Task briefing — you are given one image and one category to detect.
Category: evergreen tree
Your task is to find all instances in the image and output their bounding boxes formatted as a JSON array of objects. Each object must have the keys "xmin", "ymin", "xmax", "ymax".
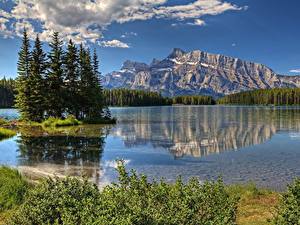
[
  {"xmin": 217, "ymin": 88, "xmax": 300, "ymax": 105},
  {"xmin": 64, "ymin": 39, "xmax": 79, "ymax": 117},
  {"xmin": 12, "ymin": 31, "xmax": 112, "ymax": 122},
  {"xmin": 77, "ymin": 46, "xmax": 103, "ymax": 119},
  {"xmin": 0, "ymin": 77, "xmax": 15, "ymax": 108},
  {"xmin": 26, "ymin": 34, "xmax": 47, "ymax": 122},
  {"xmin": 92, "ymin": 48, "xmax": 104, "ymax": 116},
  {"xmin": 92, "ymin": 49, "xmax": 100, "ymax": 79},
  {"xmin": 45, "ymin": 32, "xmax": 65, "ymax": 118},
  {"xmin": 15, "ymin": 29, "xmax": 31, "ymax": 120}
]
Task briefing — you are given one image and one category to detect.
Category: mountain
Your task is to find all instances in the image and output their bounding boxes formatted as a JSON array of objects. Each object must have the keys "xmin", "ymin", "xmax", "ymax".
[{"xmin": 103, "ymin": 48, "xmax": 300, "ymax": 97}]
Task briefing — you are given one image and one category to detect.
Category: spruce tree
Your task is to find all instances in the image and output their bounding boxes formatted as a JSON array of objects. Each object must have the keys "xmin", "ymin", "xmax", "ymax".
[
  {"xmin": 64, "ymin": 39, "xmax": 79, "ymax": 117},
  {"xmin": 78, "ymin": 46, "xmax": 93, "ymax": 118},
  {"xmin": 78, "ymin": 44, "xmax": 87, "ymax": 119},
  {"xmin": 92, "ymin": 48, "xmax": 104, "ymax": 116},
  {"xmin": 78, "ymin": 47, "xmax": 103, "ymax": 119},
  {"xmin": 27, "ymin": 34, "xmax": 47, "ymax": 122},
  {"xmin": 15, "ymin": 29, "xmax": 31, "ymax": 120},
  {"xmin": 45, "ymin": 32, "xmax": 64, "ymax": 118}
]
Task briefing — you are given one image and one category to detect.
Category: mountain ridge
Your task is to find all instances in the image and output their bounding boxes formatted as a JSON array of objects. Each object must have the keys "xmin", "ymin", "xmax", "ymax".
[{"xmin": 103, "ymin": 48, "xmax": 300, "ymax": 97}]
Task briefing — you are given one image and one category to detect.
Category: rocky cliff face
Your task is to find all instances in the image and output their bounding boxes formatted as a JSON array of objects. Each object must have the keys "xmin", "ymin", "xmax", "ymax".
[{"xmin": 103, "ymin": 48, "xmax": 300, "ymax": 97}]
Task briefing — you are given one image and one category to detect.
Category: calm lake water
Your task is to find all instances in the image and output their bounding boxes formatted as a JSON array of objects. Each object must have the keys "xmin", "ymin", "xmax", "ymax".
[{"xmin": 1, "ymin": 106, "xmax": 300, "ymax": 190}]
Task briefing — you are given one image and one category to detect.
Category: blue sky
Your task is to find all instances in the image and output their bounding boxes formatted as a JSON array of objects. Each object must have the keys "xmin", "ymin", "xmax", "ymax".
[{"xmin": 0, "ymin": 0, "xmax": 300, "ymax": 78}]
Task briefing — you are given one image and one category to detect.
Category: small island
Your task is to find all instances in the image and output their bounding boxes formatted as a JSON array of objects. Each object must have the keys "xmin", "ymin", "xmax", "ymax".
[{"xmin": 13, "ymin": 30, "xmax": 115, "ymax": 126}]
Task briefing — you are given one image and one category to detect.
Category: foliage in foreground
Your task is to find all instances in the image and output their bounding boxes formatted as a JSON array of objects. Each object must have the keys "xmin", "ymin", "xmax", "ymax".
[
  {"xmin": 9, "ymin": 163, "xmax": 238, "ymax": 225},
  {"xmin": 2, "ymin": 165, "xmax": 300, "ymax": 225},
  {"xmin": 0, "ymin": 128, "xmax": 16, "ymax": 140},
  {"xmin": 0, "ymin": 167, "xmax": 28, "ymax": 212},
  {"xmin": 273, "ymin": 179, "xmax": 300, "ymax": 225}
]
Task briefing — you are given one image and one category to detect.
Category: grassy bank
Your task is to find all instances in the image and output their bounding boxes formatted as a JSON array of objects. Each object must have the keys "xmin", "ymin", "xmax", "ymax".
[
  {"xmin": 0, "ymin": 165, "xmax": 299, "ymax": 225},
  {"xmin": 42, "ymin": 116, "xmax": 82, "ymax": 128},
  {"xmin": 42, "ymin": 116, "xmax": 116, "ymax": 128},
  {"xmin": 0, "ymin": 128, "xmax": 16, "ymax": 140},
  {"xmin": 227, "ymin": 184, "xmax": 280, "ymax": 225}
]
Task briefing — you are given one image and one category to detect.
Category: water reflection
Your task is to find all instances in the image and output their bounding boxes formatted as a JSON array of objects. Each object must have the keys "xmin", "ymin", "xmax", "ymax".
[
  {"xmin": 111, "ymin": 106, "xmax": 300, "ymax": 158},
  {"xmin": 16, "ymin": 126, "xmax": 109, "ymax": 183},
  {"xmin": 1, "ymin": 106, "xmax": 300, "ymax": 189}
]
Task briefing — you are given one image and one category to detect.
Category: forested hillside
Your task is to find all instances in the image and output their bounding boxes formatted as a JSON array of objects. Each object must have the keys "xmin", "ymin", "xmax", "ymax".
[
  {"xmin": 103, "ymin": 89, "xmax": 216, "ymax": 106},
  {"xmin": 103, "ymin": 89, "xmax": 170, "ymax": 106},
  {"xmin": 218, "ymin": 88, "xmax": 300, "ymax": 105},
  {"xmin": 172, "ymin": 95, "xmax": 216, "ymax": 105}
]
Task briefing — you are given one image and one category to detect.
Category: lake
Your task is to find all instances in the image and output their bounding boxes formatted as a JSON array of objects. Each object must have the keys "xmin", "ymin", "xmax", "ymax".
[{"xmin": 1, "ymin": 106, "xmax": 300, "ymax": 190}]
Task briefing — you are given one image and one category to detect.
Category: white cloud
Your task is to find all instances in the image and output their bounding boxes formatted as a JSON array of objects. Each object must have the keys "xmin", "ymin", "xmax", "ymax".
[
  {"xmin": 187, "ymin": 19, "xmax": 206, "ymax": 26},
  {"xmin": 232, "ymin": 43, "xmax": 236, "ymax": 47},
  {"xmin": 0, "ymin": 0, "xmax": 245, "ymax": 46},
  {"xmin": 121, "ymin": 32, "xmax": 138, "ymax": 38},
  {"xmin": 289, "ymin": 69, "xmax": 300, "ymax": 73},
  {"xmin": 100, "ymin": 39, "xmax": 130, "ymax": 48}
]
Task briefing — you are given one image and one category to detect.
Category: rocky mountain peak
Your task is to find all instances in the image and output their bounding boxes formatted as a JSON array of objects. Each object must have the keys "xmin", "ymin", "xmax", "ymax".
[
  {"xmin": 103, "ymin": 49, "xmax": 300, "ymax": 97},
  {"xmin": 168, "ymin": 48, "xmax": 186, "ymax": 59},
  {"xmin": 121, "ymin": 60, "xmax": 149, "ymax": 72}
]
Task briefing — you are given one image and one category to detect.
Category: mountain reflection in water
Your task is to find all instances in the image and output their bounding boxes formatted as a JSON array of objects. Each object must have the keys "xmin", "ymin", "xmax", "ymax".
[
  {"xmin": 1, "ymin": 106, "xmax": 300, "ymax": 189},
  {"xmin": 111, "ymin": 106, "xmax": 300, "ymax": 158}
]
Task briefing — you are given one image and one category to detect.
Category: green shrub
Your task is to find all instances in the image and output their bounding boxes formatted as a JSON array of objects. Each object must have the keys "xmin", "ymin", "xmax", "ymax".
[
  {"xmin": 42, "ymin": 115, "xmax": 81, "ymax": 128},
  {"xmin": 0, "ymin": 167, "xmax": 28, "ymax": 212},
  {"xmin": 0, "ymin": 128, "xmax": 16, "ymax": 140},
  {"xmin": 98, "ymin": 167, "xmax": 238, "ymax": 225},
  {"xmin": 10, "ymin": 177, "xmax": 101, "ymax": 225},
  {"xmin": 273, "ymin": 179, "xmax": 300, "ymax": 225},
  {"xmin": 10, "ymin": 162, "xmax": 238, "ymax": 225}
]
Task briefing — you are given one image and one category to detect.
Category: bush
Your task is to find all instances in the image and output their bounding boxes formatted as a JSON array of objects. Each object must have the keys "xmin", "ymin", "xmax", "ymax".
[
  {"xmin": 42, "ymin": 115, "xmax": 81, "ymax": 128},
  {"xmin": 0, "ymin": 128, "xmax": 16, "ymax": 140},
  {"xmin": 10, "ymin": 177, "xmax": 101, "ymax": 225},
  {"xmin": 9, "ymin": 162, "xmax": 238, "ymax": 225},
  {"xmin": 0, "ymin": 167, "xmax": 28, "ymax": 212},
  {"xmin": 273, "ymin": 179, "xmax": 300, "ymax": 224}
]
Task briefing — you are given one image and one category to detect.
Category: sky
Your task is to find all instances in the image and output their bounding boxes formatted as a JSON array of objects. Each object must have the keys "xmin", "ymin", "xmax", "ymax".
[{"xmin": 0, "ymin": 0, "xmax": 300, "ymax": 78}]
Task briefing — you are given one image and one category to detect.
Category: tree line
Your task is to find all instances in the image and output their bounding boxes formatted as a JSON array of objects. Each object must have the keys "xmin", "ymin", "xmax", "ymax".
[
  {"xmin": 103, "ymin": 89, "xmax": 216, "ymax": 106},
  {"xmin": 103, "ymin": 89, "xmax": 170, "ymax": 106},
  {"xmin": 172, "ymin": 95, "xmax": 216, "ymax": 105},
  {"xmin": 0, "ymin": 78, "xmax": 15, "ymax": 108},
  {"xmin": 15, "ymin": 30, "xmax": 109, "ymax": 122},
  {"xmin": 218, "ymin": 88, "xmax": 300, "ymax": 105}
]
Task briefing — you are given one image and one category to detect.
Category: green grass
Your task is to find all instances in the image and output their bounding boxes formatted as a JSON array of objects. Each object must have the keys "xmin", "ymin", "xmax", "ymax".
[
  {"xmin": 0, "ymin": 167, "xmax": 28, "ymax": 211},
  {"xmin": 42, "ymin": 116, "xmax": 82, "ymax": 128},
  {"xmin": 0, "ymin": 167, "xmax": 28, "ymax": 225},
  {"xmin": 227, "ymin": 183, "xmax": 280, "ymax": 225},
  {"xmin": 0, "ymin": 128, "xmax": 16, "ymax": 140}
]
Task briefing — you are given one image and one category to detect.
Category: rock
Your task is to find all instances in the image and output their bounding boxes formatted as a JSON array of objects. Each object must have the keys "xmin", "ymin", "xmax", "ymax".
[{"xmin": 103, "ymin": 48, "xmax": 300, "ymax": 97}]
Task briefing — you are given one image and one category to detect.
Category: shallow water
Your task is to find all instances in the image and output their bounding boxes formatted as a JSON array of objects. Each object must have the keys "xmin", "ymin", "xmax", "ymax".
[{"xmin": 1, "ymin": 106, "xmax": 300, "ymax": 190}]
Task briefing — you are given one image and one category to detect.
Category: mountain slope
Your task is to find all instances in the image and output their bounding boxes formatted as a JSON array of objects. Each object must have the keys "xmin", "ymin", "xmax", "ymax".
[{"xmin": 103, "ymin": 48, "xmax": 300, "ymax": 97}]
